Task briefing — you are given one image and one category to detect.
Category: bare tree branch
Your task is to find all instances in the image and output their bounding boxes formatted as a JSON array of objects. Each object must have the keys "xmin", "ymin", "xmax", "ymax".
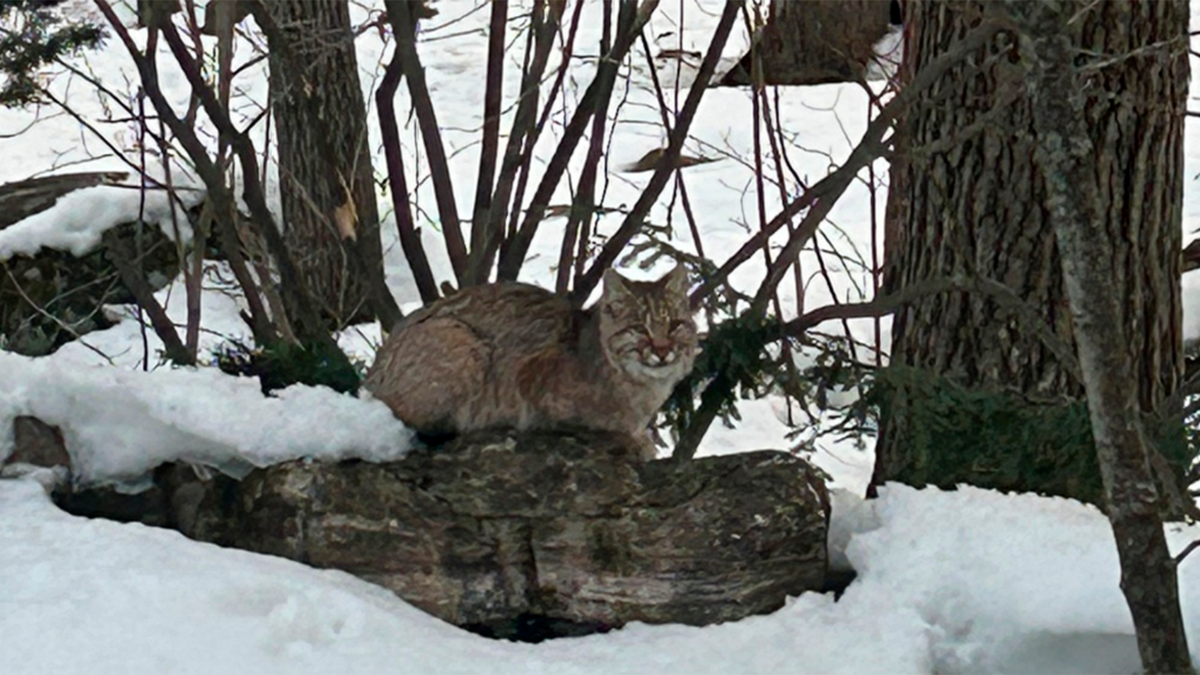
[
  {"xmin": 102, "ymin": 229, "xmax": 192, "ymax": 365},
  {"xmin": 637, "ymin": 30, "xmax": 706, "ymax": 265},
  {"xmin": 472, "ymin": 0, "xmax": 572, "ymax": 284},
  {"xmin": 93, "ymin": 0, "xmax": 280, "ymax": 346},
  {"xmin": 555, "ymin": 0, "xmax": 613, "ymax": 294},
  {"xmin": 777, "ymin": 276, "xmax": 1081, "ymax": 382},
  {"xmin": 572, "ymin": 0, "xmax": 740, "ymax": 303},
  {"xmin": 688, "ymin": 19, "xmax": 1004, "ymax": 310},
  {"xmin": 375, "ymin": 15, "xmax": 439, "ymax": 305},
  {"xmin": 468, "ymin": 0, "xmax": 507, "ymax": 272},
  {"xmin": 96, "ymin": 0, "xmax": 351, "ymax": 357},
  {"xmin": 497, "ymin": 0, "xmax": 660, "ymax": 281},
  {"xmin": 1013, "ymin": 3, "xmax": 1192, "ymax": 671},
  {"xmin": 384, "ymin": 0, "xmax": 468, "ymax": 284}
]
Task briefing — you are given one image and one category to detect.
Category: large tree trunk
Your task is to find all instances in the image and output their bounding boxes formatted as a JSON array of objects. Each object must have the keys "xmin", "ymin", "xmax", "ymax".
[
  {"xmin": 1013, "ymin": 2, "xmax": 1192, "ymax": 670},
  {"xmin": 719, "ymin": 0, "xmax": 895, "ymax": 86},
  {"xmin": 260, "ymin": 0, "xmax": 385, "ymax": 328},
  {"xmin": 874, "ymin": 1, "xmax": 1188, "ymax": 505}
]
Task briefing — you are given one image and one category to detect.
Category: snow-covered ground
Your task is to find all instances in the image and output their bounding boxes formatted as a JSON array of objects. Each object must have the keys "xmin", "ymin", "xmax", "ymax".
[
  {"xmin": 1, "ymin": 1, "xmax": 1200, "ymax": 672},
  {"xmin": 7, "ymin": 477, "xmax": 1199, "ymax": 675}
]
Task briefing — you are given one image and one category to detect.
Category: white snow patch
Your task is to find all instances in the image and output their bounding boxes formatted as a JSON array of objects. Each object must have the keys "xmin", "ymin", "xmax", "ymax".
[
  {"xmin": 867, "ymin": 26, "xmax": 904, "ymax": 81},
  {"xmin": 5, "ymin": 478, "xmax": 1200, "ymax": 674},
  {"xmin": 0, "ymin": 351, "xmax": 411, "ymax": 486},
  {"xmin": 0, "ymin": 175, "xmax": 205, "ymax": 261}
]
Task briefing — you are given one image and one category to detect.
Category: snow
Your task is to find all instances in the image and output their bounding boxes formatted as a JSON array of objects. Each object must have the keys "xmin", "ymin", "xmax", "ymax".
[
  {"xmin": 0, "ymin": 0, "xmax": 1198, "ymax": 672},
  {"xmin": 0, "ymin": 172, "xmax": 204, "ymax": 261},
  {"xmin": 5, "ymin": 477, "xmax": 1200, "ymax": 674},
  {"xmin": 0, "ymin": 351, "xmax": 411, "ymax": 486}
]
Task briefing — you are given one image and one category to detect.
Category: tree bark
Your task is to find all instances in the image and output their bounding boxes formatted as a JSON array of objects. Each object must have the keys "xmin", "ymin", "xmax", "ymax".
[
  {"xmin": 718, "ymin": 0, "xmax": 894, "ymax": 86},
  {"xmin": 874, "ymin": 0, "xmax": 1187, "ymax": 505},
  {"xmin": 53, "ymin": 432, "xmax": 831, "ymax": 642},
  {"xmin": 260, "ymin": 0, "xmax": 386, "ymax": 328},
  {"xmin": 1011, "ymin": 2, "xmax": 1192, "ymax": 671}
]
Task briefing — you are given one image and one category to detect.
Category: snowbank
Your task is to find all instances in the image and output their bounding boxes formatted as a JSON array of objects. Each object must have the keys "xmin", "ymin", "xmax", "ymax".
[
  {"xmin": 0, "ymin": 352, "xmax": 411, "ymax": 486},
  {"xmin": 4, "ymin": 477, "xmax": 1200, "ymax": 674},
  {"xmin": 0, "ymin": 176, "xmax": 204, "ymax": 261}
]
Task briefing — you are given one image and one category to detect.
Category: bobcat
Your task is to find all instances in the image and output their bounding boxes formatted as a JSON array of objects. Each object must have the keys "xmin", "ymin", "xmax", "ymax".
[{"xmin": 364, "ymin": 266, "xmax": 698, "ymax": 460}]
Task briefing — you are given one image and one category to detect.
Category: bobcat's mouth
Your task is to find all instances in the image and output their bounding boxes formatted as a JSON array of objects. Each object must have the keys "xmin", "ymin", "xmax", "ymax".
[
  {"xmin": 624, "ymin": 350, "xmax": 683, "ymax": 379},
  {"xmin": 608, "ymin": 336, "xmax": 688, "ymax": 379},
  {"xmin": 641, "ymin": 351, "xmax": 679, "ymax": 367}
]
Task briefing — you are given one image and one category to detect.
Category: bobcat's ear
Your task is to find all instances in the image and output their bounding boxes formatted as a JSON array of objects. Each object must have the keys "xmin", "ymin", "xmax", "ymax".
[
  {"xmin": 603, "ymin": 267, "xmax": 635, "ymax": 304},
  {"xmin": 661, "ymin": 263, "xmax": 689, "ymax": 296}
]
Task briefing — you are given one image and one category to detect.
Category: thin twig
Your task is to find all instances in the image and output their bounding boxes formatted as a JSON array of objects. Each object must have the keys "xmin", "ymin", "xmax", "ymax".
[
  {"xmin": 573, "ymin": 0, "xmax": 740, "ymax": 303},
  {"xmin": 689, "ymin": 19, "xmax": 1004, "ymax": 310},
  {"xmin": 637, "ymin": 30, "xmax": 705, "ymax": 262},
  {"xmin": 499, "ymin": 0, "xmax": 661, "ymax": 281},
  {"xmin": 1174, "ymin": 539, "xmax": 1200, "ymax": 565},
  {"xmin": 135, "ymin": 85, "xmax": 151, "ymax": 370},
  {"xmin": 3, "ymin": 267, "xmax": 116, "ymax": 365}
]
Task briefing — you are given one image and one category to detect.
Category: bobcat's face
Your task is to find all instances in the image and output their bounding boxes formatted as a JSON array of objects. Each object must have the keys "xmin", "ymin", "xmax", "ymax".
[{"xmin": 600, "ymin": 265, "xmax": 698, "ymax": 382}]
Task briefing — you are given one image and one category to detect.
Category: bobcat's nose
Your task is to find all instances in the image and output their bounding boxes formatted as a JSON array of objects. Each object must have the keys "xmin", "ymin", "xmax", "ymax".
[{"xmin": 650, "ymin": 339, "xmax": 674, "ymax": 361}]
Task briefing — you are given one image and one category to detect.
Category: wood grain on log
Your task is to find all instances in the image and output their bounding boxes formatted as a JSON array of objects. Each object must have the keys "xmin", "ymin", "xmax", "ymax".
[{"xmin": 58, "ymin": 430, "xmax": 830, "ymax": 639}]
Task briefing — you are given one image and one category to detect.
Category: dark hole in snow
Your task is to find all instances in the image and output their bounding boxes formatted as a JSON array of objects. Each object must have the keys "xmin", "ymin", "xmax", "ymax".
[
  {"xmin": 53, "ymin": 482, "xmax": 170, "ymax": 527},
  {"xmin": 461, "ymin": 613, "xmax": 614, "ymax": 643},
  {"xmin": 819, "ymin": 568, "xmax": 858, "ymax": 600},
  {"xmin": 414, "ymin": 430, "xmax": 458, "ymax": 448}
]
